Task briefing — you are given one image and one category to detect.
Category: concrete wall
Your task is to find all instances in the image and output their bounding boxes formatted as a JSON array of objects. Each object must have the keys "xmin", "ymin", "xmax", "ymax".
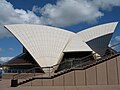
[
  {"xmin": 1, "ymin": 80, "xmax": 120, "ymax": 90},
  {"xmin": 22, "ymin": 56, "xmax": 120, "ymax": 86}
]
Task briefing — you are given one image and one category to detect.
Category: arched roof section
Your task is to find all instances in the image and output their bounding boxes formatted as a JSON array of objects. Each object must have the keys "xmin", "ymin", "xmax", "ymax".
[
  {"xmin": 4, "ymin": 24, "xmax": 75, "ymax": 67},
  {"xmin": 77, "ymin": 22, "xmax": 118, "ymax": 42},
  {"xmin": 77, "ymin": 22, "xmax": 118, "ymax": 56},
  {"xmin": 64, "ymin": 35, "xmax": 92, "ymax": 52}
]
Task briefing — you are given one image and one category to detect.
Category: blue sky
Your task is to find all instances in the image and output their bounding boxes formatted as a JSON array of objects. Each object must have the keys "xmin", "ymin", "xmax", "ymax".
[{"xmin": 0, "ymin": 0, "xmax": 120, "ymax": 63}]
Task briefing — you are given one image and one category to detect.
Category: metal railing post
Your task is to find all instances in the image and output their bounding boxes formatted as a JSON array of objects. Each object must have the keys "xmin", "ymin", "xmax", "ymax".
[
  {"xmin": 49, "ymin": 67, "xmax": 50, "ymax": 76},
  {"xmin": 70, "ymin": 60, "xmax": 72, "ymax": 68},
  {"xmin": 33, "ymin": 68, "xmax": 35, "ymax": 76}
]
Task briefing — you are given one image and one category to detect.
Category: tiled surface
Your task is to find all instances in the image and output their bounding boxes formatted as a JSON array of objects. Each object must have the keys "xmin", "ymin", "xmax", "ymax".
[{"xmin": 5, "ymin": 24, "xmax": 74, "ymax": 67}]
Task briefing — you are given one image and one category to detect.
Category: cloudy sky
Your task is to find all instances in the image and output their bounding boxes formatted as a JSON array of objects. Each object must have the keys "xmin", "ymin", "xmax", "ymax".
[{"xmin": 0, "ymin": 0, "xmax": 120, "ymax": 63}]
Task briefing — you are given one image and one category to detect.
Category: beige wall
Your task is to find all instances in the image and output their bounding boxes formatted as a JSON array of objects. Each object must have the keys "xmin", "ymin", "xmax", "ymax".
[
  {"xmin": 53, "ymin": 75, "xmax": 64, "ymax": 86},
  {"xmin": 21, "ymin": 55, "xmax": 120, "ymax": 86},
  {"xmin": 1, "ymin": 80, "xmax": 120, "ymax": 90},
  {"xmin": 86, "ymin": 66, "xmax": 97, "ymax": 85},
  {"xmin": 75, "ymin": 70, "xmax": 86, "ymax": 86},
  {"xmin": 107, "ymin": 58, "xmax": 118, "ymax": 85},
  {"xmin": 96, "ymin": 62, "xmax": 107, "ymax": 85},
  {"xmin": 117, "ymin": 56, "xmax": 120, "ymax": 84}
]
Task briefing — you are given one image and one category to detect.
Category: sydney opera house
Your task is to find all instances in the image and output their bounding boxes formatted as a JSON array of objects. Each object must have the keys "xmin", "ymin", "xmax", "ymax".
[
  {"xmin": 3, "ymin": 22, "xmax": 117, "ymax": 71},
  {"xmin": 2, "ymin": 22, "xmax": 120, "ymax": 89}
]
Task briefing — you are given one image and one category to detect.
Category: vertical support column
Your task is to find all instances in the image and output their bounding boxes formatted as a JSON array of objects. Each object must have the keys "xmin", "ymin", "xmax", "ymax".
[
  {"xmin": 117, "ymin": 56, "xmax": 120, "ymax": 84},
  {"xmin": 75, "ymin": 70, "xmax": 86, "ymax": 86},
  {"xmin": 64, "ymin": 71, "xmax": 75, "ymax": 86},
  {"xmin": 42, "ymin": 79, "xmax": 53, "ymax": 86},
  {"xmin": 53, "ymin": 75, "xmax": 64, "ymax": 86},
  {"xmin": 96, "ymin": 62, "xmax": 107, "ymax": 85},
  {"xmin": 107, "ymin": 58, "xmax": 118, "ymax": 85},
  {"xmin": 86, "ymin": 66, "xmax": 96, "ymax": 85},
  {"xmin": 31, "ymin": 79, "xmax": 42, "ymax": 86}
]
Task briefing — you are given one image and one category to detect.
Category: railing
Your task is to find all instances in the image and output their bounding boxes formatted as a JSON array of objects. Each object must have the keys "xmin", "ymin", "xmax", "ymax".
[
  {"xmin": 12, "ymin": 67, "xmax": 43, "ymax": 79},
  {"xmin": 3, "ymin": 69, "xmax": 30, "ymax": 73},
  {"xmin": 12, "ymin": 42, "xmax": 120, "ymax": 85}
]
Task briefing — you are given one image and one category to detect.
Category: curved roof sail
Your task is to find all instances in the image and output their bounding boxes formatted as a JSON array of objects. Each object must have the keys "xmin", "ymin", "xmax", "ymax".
[
  {"xmin": 77, "ymin": 22, "xmax": 118, "ymax": 56},
  {"xmin": 5, "ymin": 24, "xmax": 75, "ymax": 67}
]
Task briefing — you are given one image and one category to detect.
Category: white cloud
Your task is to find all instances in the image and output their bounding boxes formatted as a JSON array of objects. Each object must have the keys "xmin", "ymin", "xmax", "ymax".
[
  {"xmin": 0, "ymin": 25, "xmax": 12, "ymax": 38},
  {"xmin": 32, "ymin": 5, "xmax": 41, "ymax": 13},
  {"xmin": 8, "ymin": 48, "xmax": 14, "ymax": 51},
  {"xmin": 115, "ymin": 36, "xmax": 120, "ymax": 41},
  {"xmin": 0, "ymin": 57, "xmax": 13, "ymax": 63},
  {"xmin": 0, "ymin": 0, "xmax": 120, "ymax": 38},
  {"xmin": 40, "ymin": 0, "xmax": 103, "ymax": 26},
  {"xmin": 39, "ymin": 0, "xmax": 120, "ymax": 26},
  {"xmin": 0, "ymin": 0, "xmax": 43, "ymax": 38},
  {"xmin": 0, "ymin": 48, "xmax": 2, "ymax": 52},
  {"xmin": 92, "ymin": 0, "xmax": 120, "ymax": 10},
  {"xmin": 0, "ymin": 0, "xmax": 43, "ymax": 24}
]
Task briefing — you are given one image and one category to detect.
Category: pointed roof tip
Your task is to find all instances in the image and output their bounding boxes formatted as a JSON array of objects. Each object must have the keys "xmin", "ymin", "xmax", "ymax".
[
  {"xmin": 114, "ymin": 21, "xmax": 119, "ymax": 24},
  {"xmin": 110, "ymin": 21, "xmax": 119, "ymax": 26}
]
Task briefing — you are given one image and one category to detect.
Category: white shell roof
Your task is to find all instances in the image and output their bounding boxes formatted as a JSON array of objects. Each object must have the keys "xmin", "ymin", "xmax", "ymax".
[
  {"xmin": 77, "ymin": 22, "xmax": 118, "ymax": 56},
  {"xmin": 4, "ymin": 22, "xmax": 118, "ymax": 67},
  {"xmin": 64, "ymin": 35, "xmax": 93, "ymax": 52},
  {"xmin": 5, "ymin": 24, "xmax": 75, "ymax": 67},
  {"xmin": 77, "ymin": 22, "xmax": 118, "ymax": 42}
]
